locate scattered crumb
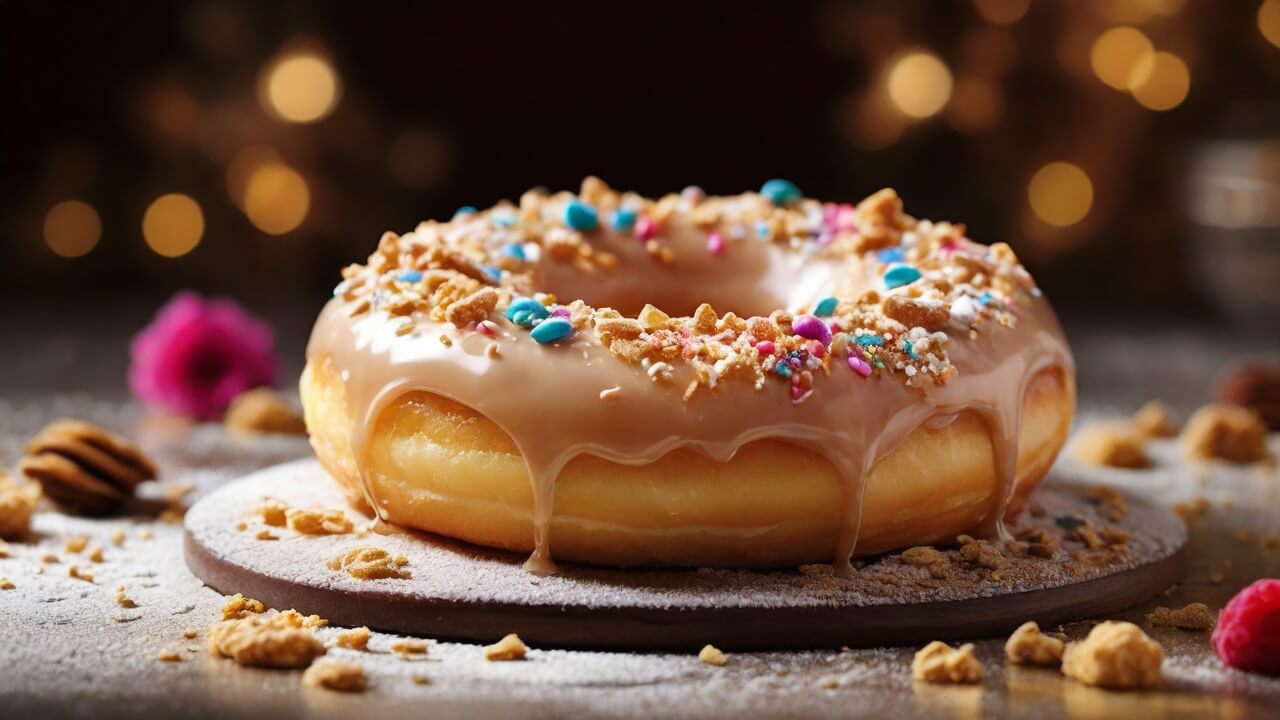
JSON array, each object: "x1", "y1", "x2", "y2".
[
  {"x1": 277, "y1": 609, "x2": 328, "y2": 628},
  {"x1": 208, "y1": 612, "x2": 326, "y2": 669},
  {"x1": 157, "y1": 650, "x2": 183, "y2": 663},
  {"x1": 326, "y1": 546, "x2": 410, "y2": 580},
  {"x1": 254, "y1": 498, "x2": 289, "y2": 527},
  {"x1": 391, "y1": 638, "x2": 429, "y2": 657},
  {"x1": 1180, "y1": 403, "x2": 1270, "y2": 463},
  {"x1": 0, "y1": 539, "x2": 10, "y2": 558},
  {"x1": 64, "y1": 535, "x2": 89, "y2": 554},
  {"x1": 116, "y1": 585, "x2": 138, "y2": 608},
  {"x1": 41, "y1": 552, "x2": 59, "y2": 564},
  {"x1": 287, "y1": 508, "x2": 354, "y2": 535},
  {"x1": 255, "y1": 530, "x2": 278, "y2": 541},
  {"x1": 1061, "y1": 621, "x2": 1163, "y2": 690},
  {"x1": 110, "y1": 529, "x2": 126, "y2": 546},
  {"x1": 698, "y1": 644, "x2": 727, "y2": 667},
  {"x1": 1173, "y1": 498, "x2": 1209, "y2": 522},
  {"x1": 222, "y1": 593, "x2": 267, "y2": 620},
  {"x1": 86, "y1": 545, "x2": 104, "y2": 563},
  {"x1": 1005, "y1": 621, "x2": 1064, "y2": 666},
  {"x1": 225, "y1": 388, "x2": 308, "y2": 436},
  {"x1": 1131, "y1": 401, "x2": 1178, "y2": 439},
  {"x1": 183, "y1": 629, "x2": 199, "y2": 640},
  {"x1": 901, "y1": 546, "x2": 949, "y2": 578},
  {"x1": 334, "y1": 626, "x2": 371, "y2": 650},
  {"x1": 1071, "y1": 422, "x2": 1149, "y2": 468},
  {"x1": 958, "y1": 540, "x2": 1004, "y2": 570},
  {"x1": 0, "y1": 578, "x2": 14, "y2": 590},
  {"x1": 68, "y1": 565, "x2": 94, "y2": 583},
  {"x1": 1146, "y1": 603, "x2": 1215, "y2": 631},
  {"x1": 484, "y1": 633, "x2": 528, "y2": 661},
  {"x1": 0, "y1": 473, "x2": 40, "y2": 540},
  {"x1": 912, "y1": 641, "x2": 982, "y2": 684},
  {"x1": 137, "y1": 528, "x2": 153, "y2": 541},
  {"x1": 302, "y1": 660, "x2": 366, "y2": 692}
]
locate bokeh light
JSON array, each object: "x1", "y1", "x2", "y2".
[
  {"x1": 1028, "y1": 162, "x2": 1094, "y2": 227},
  {"x1": 243, "y1": 163, "x2": 310, "y2": 234},
  {"x1": 1259, "y1": 0, "x2": 1280, "y2": 49},
  {"x1": 945, "y1": 76, "x2": 1004, "y2": 134},
  {"x1": 886, "y1": 52, "x2": 953, "y2": 119},
  {"x1": 1090, "y1": 27, "x2": 1154, "y2": 91},
  {"x1": 1131, "y1": 52, "x2": 1190, "y2": 111},
  {"x1": 142, "y1": 194, "x2": 204, "y2": 257},
  {"x1": 258, "y1": 50, "x2": 341, "y2": 123},
  {"x1": 973, "y1": 0, "x2": 1030, "y2": 25},
  {"x1": 226, "y1": 145, "x2": 281, "y2": 209},
  {"x1": 43, "y1": 200, "x2": 102, "y2": 258}
]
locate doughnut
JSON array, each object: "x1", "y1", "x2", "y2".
[{"x1": 302, "y1": 178, "x2": 1075, "y2": 575}]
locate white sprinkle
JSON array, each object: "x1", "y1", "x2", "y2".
[
  {"x1": 599, "y1": 386, "x2": 623, "y2": 401},
  {"x1": 950, "y1": 296, "x2": 978, "y2": 328}
]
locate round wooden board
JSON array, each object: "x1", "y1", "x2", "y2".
[{"x1": 185, "y1": 459, "x2": 1188, "y2": 651}]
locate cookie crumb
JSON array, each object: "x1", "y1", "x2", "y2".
[
  {"x1": 484, "y1": 633, "x2": 528, "y2": 661},
  {"x1": 255, "y1": 529, "x2": 278, "y2": 541},
  {"x1": 110, "y1": 529, "x2": 126, "y2": 546},
  {"x1": 303, "y1": 660, "x2": 366, "y2": 692},
  {"x1": 64, "y1": 535, "x2": 89, "y2": 554},
  {"x1": 137, "y1": 528, "x2": 153, "y2": 541},
  {"x1": 1005, "y1": 621, "x2": 1064, "y2": 666},
  {"x1": 698, "y1": 644, "x2": 727, "y2": 666},
  {"x1": 288, "y1": 508, "x2": 354, "y2": 535},
  {"x1": 1072, "y1": 422, "x2": 1149, "y2": 468},
  {"x1": 225, "y1": 388, "x2": 308, "y2": 436},
  {"x1": 222, "y1": 593, "x2": 267, "y2": 620},
  {"x1": 901, "y1": 546, "x2": 949, "y2": 578},
  {"x1": 326, "y1": 546, "x2": 410, "y2": 580},
  {"x1": 116, "y1": 585, "x2": 138, "y2": 608},
  {"x1": 183, "y1": 629, "x2": 199, "y2": 640},
  {"x1": 0, "y1": 577, "x2": 14, "y2": 590},
  {"x1": 1173, "y1": 498, "x2": 1209, "y2": 521},
  {"x1": 157, "y1": 650, "x2": 183, "y2": 663},
  {"x1": 68, "y1": 565, "x2": 94, "y2": 583},
  {"x1": 912, "y1": 641, "x2": 982, "y2": 684},
  {"x1": 208, "y1": 612, "x2": 326, "y2": 669},
  {"x1": 411, "y1": 674, "x2": 432, "y2": 685},
  {"x1": 1180, "y1": 404, "x2": 1270, "y2": 463},
  {"x1": 1146, "y1": 603, "x2": 1215, "y2": 630},
  {"x1": 1061, "y1": 621, "x2": 1163, "y2": 690},
  {"x1": 254, "y1": 498, "x2": 289, "y2": 527},
  {"x1": 0, "y1": 473, "x2": 40, "y2": 540},
  {"x1": 1132, "y1": 401, "x2": 1178, "y2": 439},
  {"x1": 391, "y1": 638, "x2": 429, "y2": 657},
  {"x1": 334, "y1": 626, "x2": 371, "y2": 650},
  {"x1": 86, "y1": 545, "x2": 104, "y2": 562}
]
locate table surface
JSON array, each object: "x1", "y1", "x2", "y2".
[{"x1": 1, "y1": 308, "x2": 1279, "y2": 719}]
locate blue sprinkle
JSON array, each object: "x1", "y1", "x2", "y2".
[
  {"x1": 774, "y1": 362, "x2": 792, "y2": 378},
  {"x1": 904, "y1": 340, "x2": 920, "y2": 361},
  {"x1": 492, "y1": 212, "x2": 516, "y2": 227},
  {"x1": 530, "y1": 317, "x2": 574, "y2": 344},
  {"x1": 396, "y1": 270, "x2": 423, "y2": 283},
  {"x1": 505, "y1": 298, "x2": 549, "y2": 327},
  {"x1": 453, "y1": 205, "x2": 478, "y2": 219},
  {"x1": 877, "y1": 247, "x2": 905, "y2": 264},
  {"x1": 482, "y1": 265, "x2": 502, "y2": 282},
  {"x1": 612, "y1": 208, "x2": 637, "y2": 232},
  {"x1": 883, "y1": 264, "x2": 922, "y2": 289},
  {"x1": 855, "y1": 335, "x2": 884, "y2": 347},
  {"x1": 564, "y1": 199, "x2": 599, "y2": 232},
  {"x1": 979, "y1": 292, "x2": 993, "y2": 306},
  {"x1": 503, "y1": 243, "x2": 527, "y2": 260},
  {"x1": 760, "y1": 178, "x2": 802, "y2": 206},
  {"x1": 756, "y1": 220, "x2": 770, "y2": 238},
  {"x1": 814, "y1": 297, "x2": 839, "y2": 317}
]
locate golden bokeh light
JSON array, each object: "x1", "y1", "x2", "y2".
[
  {"x1": 226, "y1": 144, "x2": 281, "y2": 209},
  {"x1": 1028, "y1": 162, "x2": 1094, "y2": 227},
  {"x1": 1259, "y1": 0, "x2": 1280, "y2": 49},
  {"x1": 258, "y1": 51, "x2": 341, "y2": 123},
  {"x1": 43, "y1": 200, "x2": 102, "y2": 258},
  {"x1": 945, "y1": 76, "x2": 1004, "y2": 134},
  {"x1": 1131, "y1": 52, "x2": 1190, "y2": 111},
  {"x1": 1090, "y1": 27, "x2": 1154, "y2": 91},
  {"x1": 973, "y1": 0, "x2": 1030, "y2": 25},
  {"x1": 143, "y1": 194, "x2": 204, "y2": 258},
  {"x1": 886, "y1": 52, "x2": 953, "y2": 119},
  {"x1": 244, "y1": 163, "x2": 310, "y2": 235}
]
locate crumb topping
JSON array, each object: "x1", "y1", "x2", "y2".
[
  {"x1": 222, "y1": 592, "x2": 267, "y2": 620},
  {"x1": 1061, "y1": 621, "x2": 1163, "y2": 690},
  {"x1": 326, "y1": 546, "x2": 411, "y2": 580},
  {"x1": 333, "y1": 626, "x2": 371, "y2": 650},
  {"x1": 1005, "y1": 621, "x2": 1064, "y2": 666},
  {"x1": 331, "y1": 178, "x2": 1042, "y2": 401},
  {"x1": 911, "y1": 641, "x2": 982, "y2": 684},
  {"x1": 208, "y1": 611, "x2": 326, "y2": 669},
  {"x1": 287, "y1": 508, "x2": 354, "y2": 535},
  {"x1": 1180, "y1": 403, "x2": 1270, "y2": 464},
  {"x1": 1146, "y1": 603, "x2": 1215, "y2": 630},
  {"x1": 698, "y1": 644, "x2": 728, "y2": 666},
  {"x1": 302, "y1": 660, "x2": 367, "y2": 692},
  {"x1": 483, "y1": 633, "x2": 528, "y2": 661},
  {"x1": 0, "y1": 472, "x2": 40, "y2": 540}
]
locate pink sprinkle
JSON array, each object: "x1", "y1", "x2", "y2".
[
  {"x1": 836, "y1": 205, "x2": 857, "y2": 231},
  {"x1": 550, "y1": 307, "x2": 572, "y2": 319},
  {"x1": 807, "y1": 340, "x2": 826, "y2": 358},
  {"x1": 940, "y1": 238, "x2": 958, "y2": 252},
  {"x1": 635, "y1": 216, "x2": 656, "y2": 243},
  {"x1": 707, "y1": 232, "x2": 725, "y2": 256},
  {"x1": 756, "y1": 340, "x2": 775, "y2": 356},
  {"x1": 790, "y1": 384, "x2": 805, "y2": 401},
  {"x1": 791, "y1": 314, "x2": 832, "y2": 346},
  {"x1": 476, "y1": 320, "x2": 497, "y2": 336},
  {"x1": 848, "y1": 353, "x2": 872, "y2": 378}
]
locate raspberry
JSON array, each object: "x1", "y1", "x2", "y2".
[{"x1": 1212, "y1": 579, "x2": 1280, "y2": 675}]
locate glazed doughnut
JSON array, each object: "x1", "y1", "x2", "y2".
[{"x1": 302, "y1": 178, "x2": 1075, "y2": 574}]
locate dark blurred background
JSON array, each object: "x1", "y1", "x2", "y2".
[{"x1": 1, "y1": 0, "x2": 1277, "y2": 401}]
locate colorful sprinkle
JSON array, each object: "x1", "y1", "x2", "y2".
[
  {"x1": 855, "y1": 334, "x2": 884, "y2": 347},
  {"x1": 453, "y1": 206, "x2": 477, "y2": 219},
  {"x1": 481, "y1": 265, "x2": 502, "y2": 282},
  {"x1": 755, "y1": 340, "x2": 776, "y2": 356},
  {"x1": 848, "y1": 353, "x2": 872, "y2": 378},
  {"x1": 612, "y1": 208, "x2": 637, "y2": 232},
  {"x1": 760, "y1": 178, "x2": 802, "y2": 206},
  {"x1": 530, "y1": 317, "x2": 574, "y2": 344},
  {"x1": 791, "y1": 315, "x2": 832, "y2": 346},
  {"x1": 550, "y1": 306, "x2": 572, "y2": 319},
  {"x1": 756, "y1": 220, "x2": 770, "y2": 238},
  {"x1": 979, "y1": 291, "x2": 994, "y2": 306},
  {"x1": 707, "y1": 232, "x2": 725, "y2": 256},
  {"x1": 505, "y1": 298, "x2": 549, "y2": 327},
  {"x1": 491, "y1": 211, "x2": 516, "y2": 227},
  {"x1": 476, "y1": 320, "x2": 498, "y2": 337},
  {"x1": 635, "y1": 216, "x2": 656, "y2": 242},
  {"x1": 904, "y1": 340, "x2": 920, "y2": 361},
  {"x1": 883, "y1": 264, "x2": 922, "y2": 289},
  {"x1": 813, "y1": 297, "x2": 839, "y2": 317},
  {"x1": 503, "y1": 243, "x2": 527, "y2": 260},
  {"x1": 396, "y1": 270, "x2": 423, "y2": 283},
  {"x1": 564, "y1": 199, "x2": 599, "y2": 232},
  {"x1": 774, "y1": 362, "x2": 792, "y2": 378},
  {"x1": 806, "y1": 340, "x2": 827, "y2": 359},
  {"x1": 877, "y1": 247, "x2": 904, "y2": 264}
]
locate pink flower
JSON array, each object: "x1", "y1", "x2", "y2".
[{"x1": 129, "y1": 292, "x2": 277, "y2": 419}]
